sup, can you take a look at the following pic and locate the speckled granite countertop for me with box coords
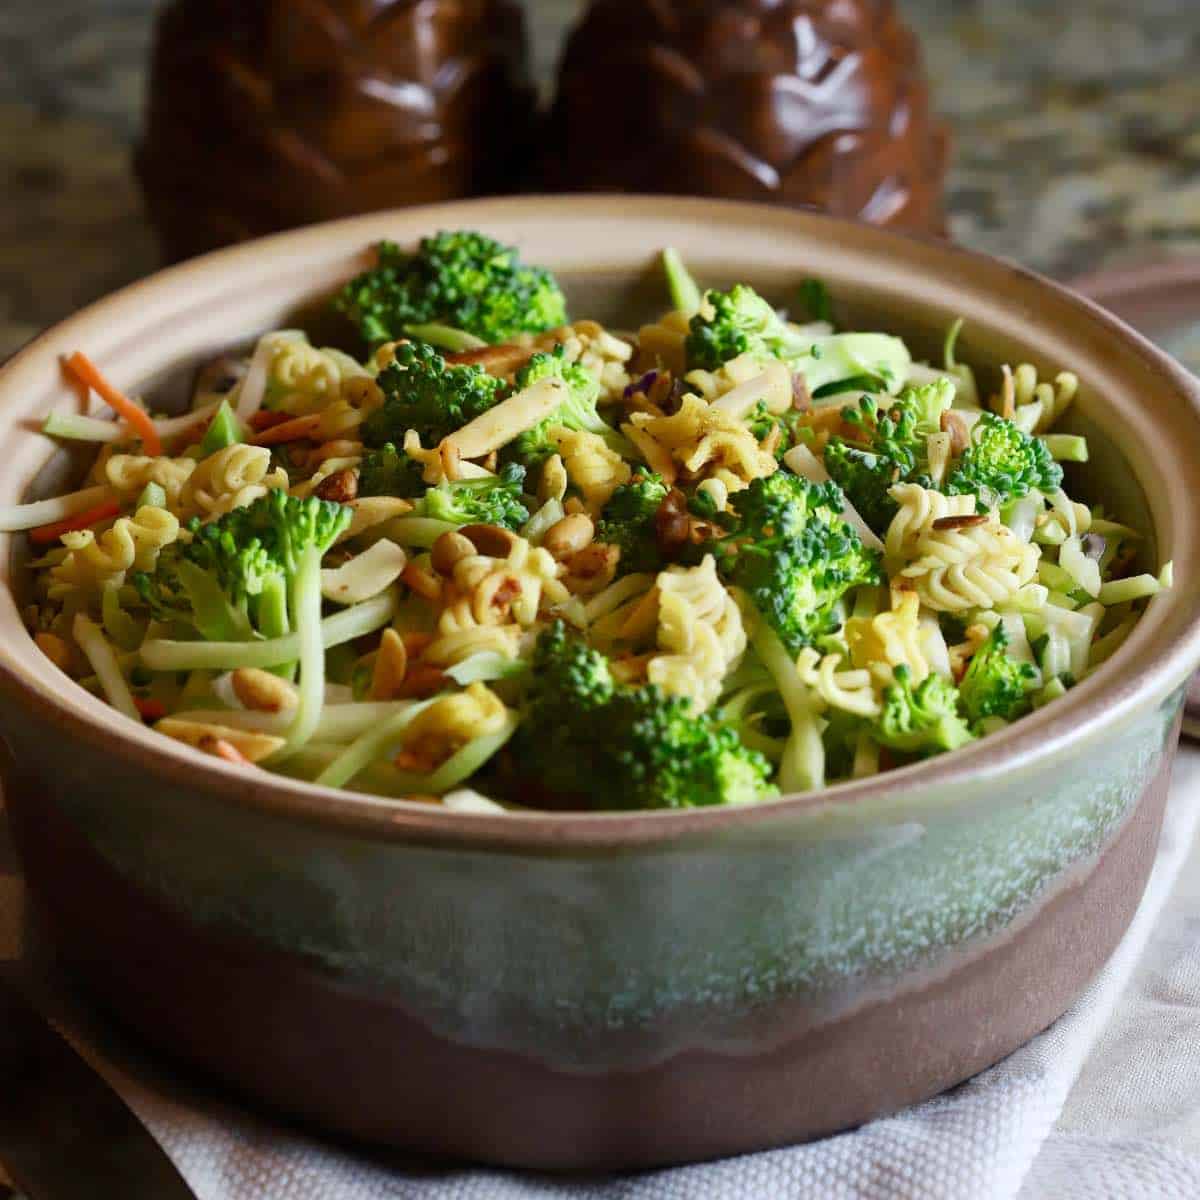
[4,0,1200,358]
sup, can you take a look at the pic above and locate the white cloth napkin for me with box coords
[5,749,1200,1200]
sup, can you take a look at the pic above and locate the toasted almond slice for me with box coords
[251,413,322,446]
[156,718,285,763]
[441,377,565,460]
[321,538,407,605]
[710,362,792,418]
[337,496,414,543]
[445,344,535,375]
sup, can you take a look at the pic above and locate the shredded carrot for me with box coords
[64,352,163,456]
[134,697,167,722]
[248,410,294,432]
[29,498,122,545]
[202,736,253,766]
[251,413,321,446]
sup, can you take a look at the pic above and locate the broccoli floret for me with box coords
[685,285,811,371]
[507,347,612,467]
[358,442,427,499]
[824,380,954,532]
[746,401,806,459]
[137,493,351,753]
[683,286,911,397]
[514,623,776,810]
[945,412,1063,507]
[421,462,529,531]
[874,665,975,757]
[334,231,567,347]
[958,626,1039,726]
[594,473,669,576]
[715,472,882,654]
[361,340,504,449]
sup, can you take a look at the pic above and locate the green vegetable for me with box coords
[662,247,703,316]
[419,462,530,531]
[958,626,1038,726]
[507,347,618,467]
[685,284,812,371]
[945,412,1063,508]
[362,340,505,450]
[684,285,911,396]
[712,472,882,654]
[513,622,776,810]
[334,231,567,347]
[824,380,955,532]
[402,323,487,353]
[197,398,244,456]
[873,665,975,756]
[358,442,427,499]
[136,481,167,510]
[135,493,352,753]
[594,473,669,576]
[798,278,833,324]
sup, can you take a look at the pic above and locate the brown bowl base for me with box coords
[6,727,1177,1171]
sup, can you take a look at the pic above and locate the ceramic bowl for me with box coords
[2,198,1199,1169]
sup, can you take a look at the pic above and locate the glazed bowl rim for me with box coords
[2,194,1199,848]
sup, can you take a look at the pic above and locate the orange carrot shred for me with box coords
[208,737,252,766]
[29,498,122,545]
[134,697,167,722]
[64,351,163,456]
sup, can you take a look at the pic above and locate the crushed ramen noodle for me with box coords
[5,233,1170,812]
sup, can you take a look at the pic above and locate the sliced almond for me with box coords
[445,343,535,375]
[337,496,414,543]
[321,539,407,604]
[932,513,988,531]
[441,377,565,460]
[401,561,443,602]
[314,467,359,502]
[156,718,285,764]
[710,362,792,418]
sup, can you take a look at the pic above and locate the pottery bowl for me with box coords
[2,198,1199,1169]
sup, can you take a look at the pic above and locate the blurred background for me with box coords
[4,0,1200,360]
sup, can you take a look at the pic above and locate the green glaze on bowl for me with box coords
[1,198,1199,1167]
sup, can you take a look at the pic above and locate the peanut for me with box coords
[231,667,297,713]
[431,530,478,576]
[401,561,443,602]
[370,629,408,700]
[314,467,359,503]
[543,513,595,561]
[35,631,71,672]
[563,542,620,595]
[459,523,518,558]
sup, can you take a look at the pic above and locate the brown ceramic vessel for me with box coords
[543,0,949,232]
[138,0,534,261]
[0,199,1197,1169]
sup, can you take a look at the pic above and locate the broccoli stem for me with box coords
[314,698,436,788]
[404,323,488,353]
[139,590,396,672]
[257,574,295,680]
[751,619,826,793]
[275,546,329,759]
[386,713,519,796]
[1041,434,1089,463]
[663,248,703,316]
